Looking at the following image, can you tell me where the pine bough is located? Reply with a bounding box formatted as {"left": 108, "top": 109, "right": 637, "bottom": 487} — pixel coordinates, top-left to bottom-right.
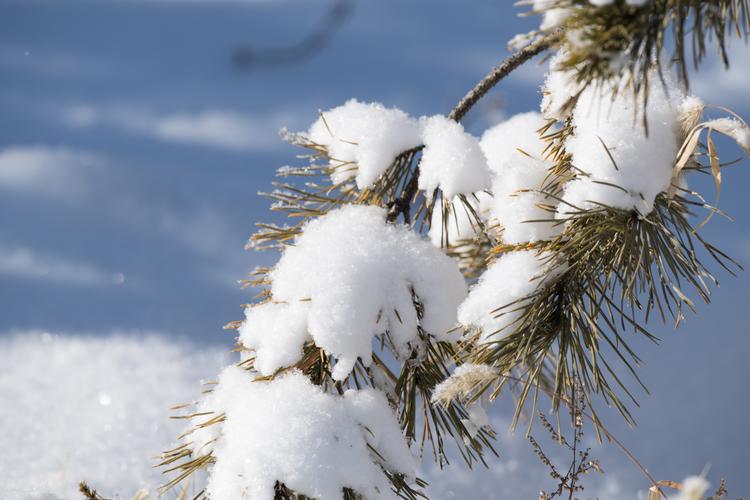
{"left": 156, "top": 2, "right": 750, "bottom": 499}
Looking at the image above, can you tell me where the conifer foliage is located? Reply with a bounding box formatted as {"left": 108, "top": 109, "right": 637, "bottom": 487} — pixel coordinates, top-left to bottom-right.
{"left": 158, "top": 1, "right": 750, "bottom": 498}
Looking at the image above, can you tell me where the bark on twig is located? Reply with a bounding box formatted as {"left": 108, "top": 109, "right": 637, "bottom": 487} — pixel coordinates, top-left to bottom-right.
{"left": 448, "top": 32, "right": 560, "bottom": 122}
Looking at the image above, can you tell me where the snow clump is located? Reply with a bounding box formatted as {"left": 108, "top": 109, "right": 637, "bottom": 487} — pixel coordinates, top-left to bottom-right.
{"left": 458, "top": 250, "right": 561, "bottom": 343}
{"left": 480, "top": 111, "right": 562, "bottom": 244}
{"left": 419, "top": 115, "right": 492, "bottom": 199}
{"left": 307, "top": 99, "right": 422, "bottom": 189}
{"left": 559, "top": 73, "right": 686, "bottom": 215}
{"left": 190, "top": 366, "right": 415, "bottom": 500}
{"left": 240, "top": 205, "right": 468, "bottom": 380}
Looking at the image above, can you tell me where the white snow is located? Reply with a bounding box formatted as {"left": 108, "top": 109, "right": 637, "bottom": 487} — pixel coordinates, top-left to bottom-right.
{"left": 704, "top": 117, "right": 750, "bottom": 151}
{"left": 674, "top": 476, "right": 710, "bottom": 500}
{"left": 188, "top": 366, "right": 415, "bottom": 500}
{"left": 461, "top": 403, "right": 491, "bottom": 439}
{"left": 239, "top": 301, "right": 311, "bottom": 376}
{"left": 541, "top": 50, "right": 583, "bottom": 121}
{"left": 480, "top": 112, "right": 562, "bottom": 244}
{"left": 533, "top": 0, "right": 574, "bottom": 31}
{"left": 418, "top": 115, "right": 492, "bottom": 199}
{"left": 458, "top": 250, "right": 559, "bottom": 343}
{"left": 0, "top": 331, "right": 703, "bottom": 500}
{"left": 559, "top": 74, "right": 685, "bottom": 215}
{"left": 244, "top": 205, "right": 468, "bottom": 380}
{"left": 0, "top": 331, "right": 229, "bottom": 500}
{"left": 307, "top": 99, "right": 422, "bottom": 189}
{"left": 679, "top": 95, "right": 705, "bottom": 127}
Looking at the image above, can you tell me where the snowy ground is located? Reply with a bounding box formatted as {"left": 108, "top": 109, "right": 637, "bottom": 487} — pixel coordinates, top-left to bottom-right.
{"left": 0, "top": 332, "right": 229, "bottom": 500}
{"left": 1, "top": 331, "right": 643, "bottom": 500}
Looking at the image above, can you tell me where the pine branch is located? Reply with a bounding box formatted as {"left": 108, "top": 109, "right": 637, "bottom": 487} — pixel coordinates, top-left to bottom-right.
{"left": 148, "top": 2, "right": 750, "bottom": 498}
{"left": 235, "top": 31, "right": 573, "bottom": 480}
{"left": 537, "top": 0, "right": 750, "bottom": 114}
{"left": 386, "top": 33, "right": 560, "bottom": 223}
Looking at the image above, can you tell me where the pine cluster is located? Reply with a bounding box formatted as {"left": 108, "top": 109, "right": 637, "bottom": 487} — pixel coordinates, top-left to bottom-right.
{"left": 154, "top": 2, "right": 750, "bottom": 499}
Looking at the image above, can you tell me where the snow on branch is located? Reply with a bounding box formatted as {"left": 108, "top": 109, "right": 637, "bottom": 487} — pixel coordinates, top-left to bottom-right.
{"left": 527, "top": 0, "right": 750, "bottom": 114}
{"left": 306, "top": 99, "right": 422, "bottom": 189}
{"left": 418, "top": 115, "right": 491, "bottom": 199}
{"left": 241, "top": 204, "right": 467, "bottom": 380}
{"left": 559, "top": 72, "right": 686, "bottom": 215}
{"left": 480, "top": 111, "right": 562, "bottom": 244}
{"left": 458, "top": 250, "right": 562, "bottom": 343}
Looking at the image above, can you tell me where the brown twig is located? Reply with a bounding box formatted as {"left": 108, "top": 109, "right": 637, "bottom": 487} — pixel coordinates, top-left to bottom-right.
{"left": 497, "top": 372, "right": 666, "bottom": 498}
{"left": 233, "top": 0, "right": 353, "bottom": 68}
{"left": 447, "top": 32, "right": 561, "bottom": 122}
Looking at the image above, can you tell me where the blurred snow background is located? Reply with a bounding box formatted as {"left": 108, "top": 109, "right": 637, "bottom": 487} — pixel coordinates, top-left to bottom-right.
{"left": 0, "top": 332, "right": 229, "bottom": 499}
{"left": 1, "top": 0, "right": 749, "bottom": 498}
{"left": 0, "top": 331, "right": 631, "bottom": 499}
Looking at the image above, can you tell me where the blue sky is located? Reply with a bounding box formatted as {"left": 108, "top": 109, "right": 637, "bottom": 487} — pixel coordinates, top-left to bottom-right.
{"left": 1, "top": 0, "right": 749, "bottom": 498}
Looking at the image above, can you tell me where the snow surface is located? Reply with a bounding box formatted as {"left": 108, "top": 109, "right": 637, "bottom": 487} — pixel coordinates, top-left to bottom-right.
{"left": 242, "top": 205, "right": 468, "bottom": 380}
{"left": 418, "top": 115, "right": 492, "bottom": 199}
{"left": 307, "top": 99, "right": 422, "bottom": 189}
{"left": 559, "top": 74, "right": 685, "bottom": 215}
{"left": 458, "top": 251, "right": 560, "bottom": 343}
{"left": 0, "top": 331, "right": 229, "bottom": 500}
{"left": 480, "top": 112, "right": 562, "bottom": 244}
{"left": 0, "top": 331, "right": 708, "bottom": 500}
{"left": 189, "top": 366, "right": 415, "bottom": 500}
